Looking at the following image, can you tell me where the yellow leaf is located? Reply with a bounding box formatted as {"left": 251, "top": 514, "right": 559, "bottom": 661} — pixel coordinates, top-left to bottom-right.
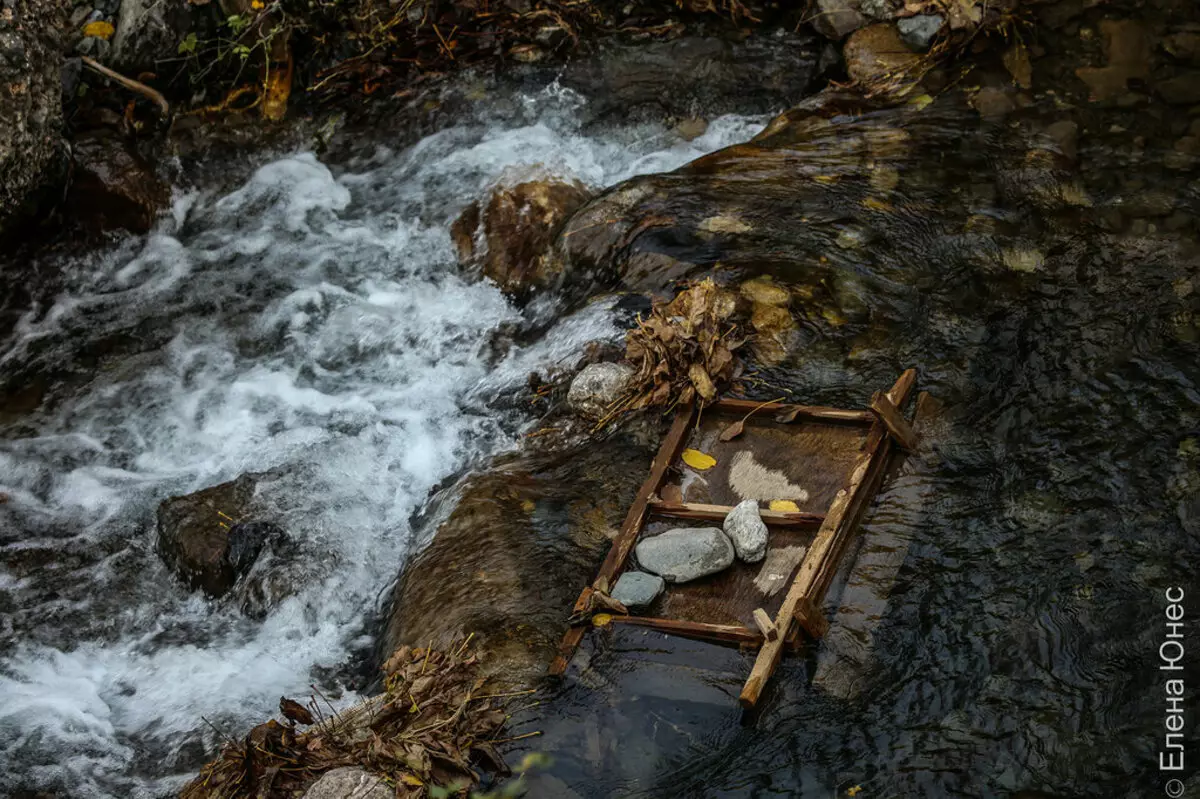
{"left": 907, "top": 93, "right": 934, "bottom": 110}
{"left": 592, "top": 613, "right": 613, "bottom": 627}
{"left": 769, "top": 500, "right": 800, "bottom": 512}
{"left": 401, "top": 774, "right": 424, "bottom": 787}
{"left": 681, "top": 449, "right": 717, "bottom": 471}
{"left": 846, "top": 786, "right": 863, "bottom": 797}
{"left": 251, "top": 0, "right": 263, "bottom": 7}
{"left": 82, "top": 20, "right": 115, "bottom": 40}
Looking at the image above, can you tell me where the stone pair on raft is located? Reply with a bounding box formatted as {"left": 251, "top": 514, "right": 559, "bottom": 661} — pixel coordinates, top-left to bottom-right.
{"left": 611, "top": 499, "right": 769, "bottom": 609}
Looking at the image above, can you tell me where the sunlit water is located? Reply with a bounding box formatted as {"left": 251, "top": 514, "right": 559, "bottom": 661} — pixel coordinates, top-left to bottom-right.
{"left": 0, "top": 85, "right": 768, "bottom": 797}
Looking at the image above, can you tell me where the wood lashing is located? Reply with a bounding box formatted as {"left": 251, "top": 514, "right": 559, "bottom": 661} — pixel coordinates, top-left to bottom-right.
{"left": 870, "top": 390, "right": 919, "bottom": 451}
{"left": 738, "top": 369, "right": 917, "bottom": 708}
{"left": 548, "top": 407, "right": 695, "bottom": 676}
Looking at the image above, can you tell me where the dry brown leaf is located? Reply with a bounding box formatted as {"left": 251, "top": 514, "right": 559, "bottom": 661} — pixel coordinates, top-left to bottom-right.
{"left": 661, "top": 483, "right": 683, "bottom": 504}
{"left": 688, "top": 362, "right": 717, "bottom": 402}
{"left": 719, "top": 420, "right": 745, "bottom": 442}
{"left": 1002, "top": 43, "right": 1032, "bottom": 89}
{"left": 774, "top": 406, "right": 802, "bottom": 424}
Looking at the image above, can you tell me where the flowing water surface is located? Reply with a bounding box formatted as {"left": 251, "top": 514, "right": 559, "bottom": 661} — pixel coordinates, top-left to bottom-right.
{"left": 0, "top": 85, "right": 767, "bottom": 798}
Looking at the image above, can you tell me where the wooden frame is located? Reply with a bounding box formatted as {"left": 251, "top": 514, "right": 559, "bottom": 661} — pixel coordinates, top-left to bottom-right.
{"left": 549, "top": 369, "right": 919, "bottom": 710}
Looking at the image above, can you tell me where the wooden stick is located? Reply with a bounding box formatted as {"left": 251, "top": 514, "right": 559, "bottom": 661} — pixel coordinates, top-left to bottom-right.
{"left": 610, "top": 615, "right": 763, "bottom": 647}
{"left": 738, "top": 369, "right": 916, "bottom": 708}
{"left": 752, "top": 608, "right": 778, "bottom": 641}
{"left": 793, "top": 596, "right": 829, "bottom": 640}
{"left": 712, "top": 399, "right": 873, "bottom": 424}
{"left": 548, "top": 406, "right": 696, "bottom": 676}
{"left": 80, "top": 56, "right": 170, "bottom": 117}
{"left": 870, "top": 390, "right": 919, "bottom": 450}
{"left": 648, "top": 500, "right": 824, "bottom": 527}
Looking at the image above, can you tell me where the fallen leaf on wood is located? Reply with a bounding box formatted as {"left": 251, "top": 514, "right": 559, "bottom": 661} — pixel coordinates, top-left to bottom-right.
{"left": 592, "top": 613, "right": 614, "bottom": 627}
{"left": 682, "top": 449, "right": 717, "bottom": 470}
{"left": 774, "top": 406, "right": 802, "bottom": 424}
{"left": 719, "top": 420, "right": 745, "bottom": 442}
{"left": 769, "top": 500, "right": 801, "bottom": 512}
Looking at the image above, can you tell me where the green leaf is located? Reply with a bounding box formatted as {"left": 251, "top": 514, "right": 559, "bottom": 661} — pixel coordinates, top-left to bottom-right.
{"left": 177, "top": 32, "right": 198, "bottom": 55}
{"left": 226, "top": 13, "right": 248, "bottom": 33}
{"left": 232, "top": 43, "right": 252, "bottom": 58}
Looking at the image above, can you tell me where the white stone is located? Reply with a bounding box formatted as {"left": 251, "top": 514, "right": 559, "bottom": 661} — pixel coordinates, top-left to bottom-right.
{"left": 635, "top": 527, "right": 734, "bottom": 583}
{"left": 723, "top": 499, "right": 768, "bottom": 563}
{"left": 303, "top": 767, "right": 392, "bottom": 799}
{"left": 567, "top": 362, "right": 634, "bottom": 420}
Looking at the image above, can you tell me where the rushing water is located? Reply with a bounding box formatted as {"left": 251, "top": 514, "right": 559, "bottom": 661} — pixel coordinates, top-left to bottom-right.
{"left": 0, "top": 83, "right": 767, "bottom": 797}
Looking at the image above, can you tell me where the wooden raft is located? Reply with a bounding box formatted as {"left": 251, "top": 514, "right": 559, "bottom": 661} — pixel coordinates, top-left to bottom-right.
{"left": 548, "top": 369, "right": 919, "bottom": 709}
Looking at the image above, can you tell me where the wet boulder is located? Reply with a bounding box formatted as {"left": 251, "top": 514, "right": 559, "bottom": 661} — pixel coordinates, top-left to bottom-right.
{"left": 66, "top": 131, "right": 170, "bottom": 234}
{"left": 156, "top": 473, "right": 287, "bottom": 597}
{"left": 0, "top": 0, "right": 69, "bottom": 237}
{"left": 453, "top": 178, "right": 592, "bottom": 300}
{"left": 843, "top": 24, "right": 919, "bottom": 84}
{"left": 381, "top": 420, "right": 658, "bottom": 686}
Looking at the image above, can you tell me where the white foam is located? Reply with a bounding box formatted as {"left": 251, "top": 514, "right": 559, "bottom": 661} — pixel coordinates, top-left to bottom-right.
{"left": 0, "top": 87, "right": 767, "bottom": 797}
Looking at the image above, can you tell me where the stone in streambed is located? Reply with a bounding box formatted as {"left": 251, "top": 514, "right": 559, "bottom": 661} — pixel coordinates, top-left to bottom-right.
{"left": 724, "top": 500, "right": 768, "bottom": 563}
{"left": 567, "top": 362, "right": 634, "bottom": 421}
{"left": 611, "top": 570, "right": 664, "bottom": 609}
{"left": 896, "top": 14, "right": 944, "bottom": 52}
{"left": 302, "top": 767, "right": 391, "bottom": 799}
{"left": 635, "top": 527, "right": 734, "bottom": 583}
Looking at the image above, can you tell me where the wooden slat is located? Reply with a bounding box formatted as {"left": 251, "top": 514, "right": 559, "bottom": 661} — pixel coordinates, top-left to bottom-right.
{"left": 752, "top": 608, "right": 778, "bottom": 641}
{"left": 870, "top": 390, "right": 919, "bottom": 450}
{"left": 738, "top": 369, "right": 916, "bottom": 708}
{"left": 548, "top": 406, "right": 696, "bottom": 676}
{"left": 609, "top": 615, "right": 763, "bottom": 647}
{"left": 712, "top": 399, "right": 873, "bottom": 424}
{"left": 648, "top": 500, "right": 824, "bottom": 528}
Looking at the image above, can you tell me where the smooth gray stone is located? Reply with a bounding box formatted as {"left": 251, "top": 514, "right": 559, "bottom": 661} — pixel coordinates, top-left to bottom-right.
{"left": 611, "top": 570, "right": 665, "bottom": 609}
{"left": 635, "top": 527, "right": 734, "bottom": 583}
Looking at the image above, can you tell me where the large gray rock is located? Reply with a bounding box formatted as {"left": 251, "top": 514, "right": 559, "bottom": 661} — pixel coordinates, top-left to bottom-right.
{"left": 611, "top": 570, "right": 664, "bottom": 609}
{"left": 723, "top": 500, "right": 768, "bottom": 563}
{"left": 302, "top": 767, "right": 391, "bottom": 799}
{"left": 812, "top": 0, "right": 867, "bottom": 40}
{"left": 635, "top": 527, "right": 734, "bottom": 583}
{"left": 567, "top": 362, "right": 634, "bottom": 420}
{"left": 0, "top": 0, "right": 68, "bottom": 236}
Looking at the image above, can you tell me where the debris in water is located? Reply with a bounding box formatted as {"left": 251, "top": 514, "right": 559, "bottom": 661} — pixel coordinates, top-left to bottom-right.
{"left": 682, "top": 449, "right": 718, "bottom": 471}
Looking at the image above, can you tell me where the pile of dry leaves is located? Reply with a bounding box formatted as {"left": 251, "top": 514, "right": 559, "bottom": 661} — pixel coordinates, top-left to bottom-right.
{"left": 616, "top": 279, "right": 744, "bottom": 419}
{"left": 182, "top": 639, "right": 520, "bottom": 798}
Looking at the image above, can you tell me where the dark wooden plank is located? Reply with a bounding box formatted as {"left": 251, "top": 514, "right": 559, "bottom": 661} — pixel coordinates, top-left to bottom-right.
{"left": 713, "top": 399, "right": 873, "bottom": 424}
{"left": 738, "top": 369, "right": 916, "bottom": 708}
{"left": 793, "top": 596, "right": 829, "bottom": 640}
{"left": 609, "top": 615, "right": 763, "bottom": 647}
{"left": 649, "top": 500, "right": 824, "bottom": 528}
{"left": 548, "top": 406, "right": 696, "bottom": 676}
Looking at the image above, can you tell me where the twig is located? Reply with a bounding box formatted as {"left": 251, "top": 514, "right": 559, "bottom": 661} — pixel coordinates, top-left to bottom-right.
{"left": 80, "top": 56, "right": 170, "bottom": 118}
{"left": 488, "top": 730, "right": 543, "bottom": 744}
{"left": 200, "top": 715, "right": 239, "bottom": 746}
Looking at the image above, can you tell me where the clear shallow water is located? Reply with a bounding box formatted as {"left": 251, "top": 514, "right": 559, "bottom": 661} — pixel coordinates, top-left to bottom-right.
{"left": 0, "top": 84, "right": 768, "bottom": 797}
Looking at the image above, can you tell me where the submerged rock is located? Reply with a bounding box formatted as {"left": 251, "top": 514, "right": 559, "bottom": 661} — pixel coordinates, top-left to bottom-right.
{"left": 844, "top": 24, "right": 919, "bottom": 84}
{"left": 302, "top": 767, "right": 391, "bottom": 799}
{"left": 156, "top": 474, "right": 287, "bottom": 597}
{"left": 611, "top": 570, "right": 664, "bottom": 609}
{"left": 454, "top": 178, "right": 591, "bottom": 300}
{"left": 381, "top": 422, "right": 657, "bottom": 685}
{"left": 812, "top": 0, "right": 867, "bottom": 41}
{"left": 567, "top": 362, "right": 634, "bottom": 420}
{"left": 723, "top": 500, "right": 768, "bottom": 563}
{"left": 635, "top": 527, "right": 734, "bottom": 583}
